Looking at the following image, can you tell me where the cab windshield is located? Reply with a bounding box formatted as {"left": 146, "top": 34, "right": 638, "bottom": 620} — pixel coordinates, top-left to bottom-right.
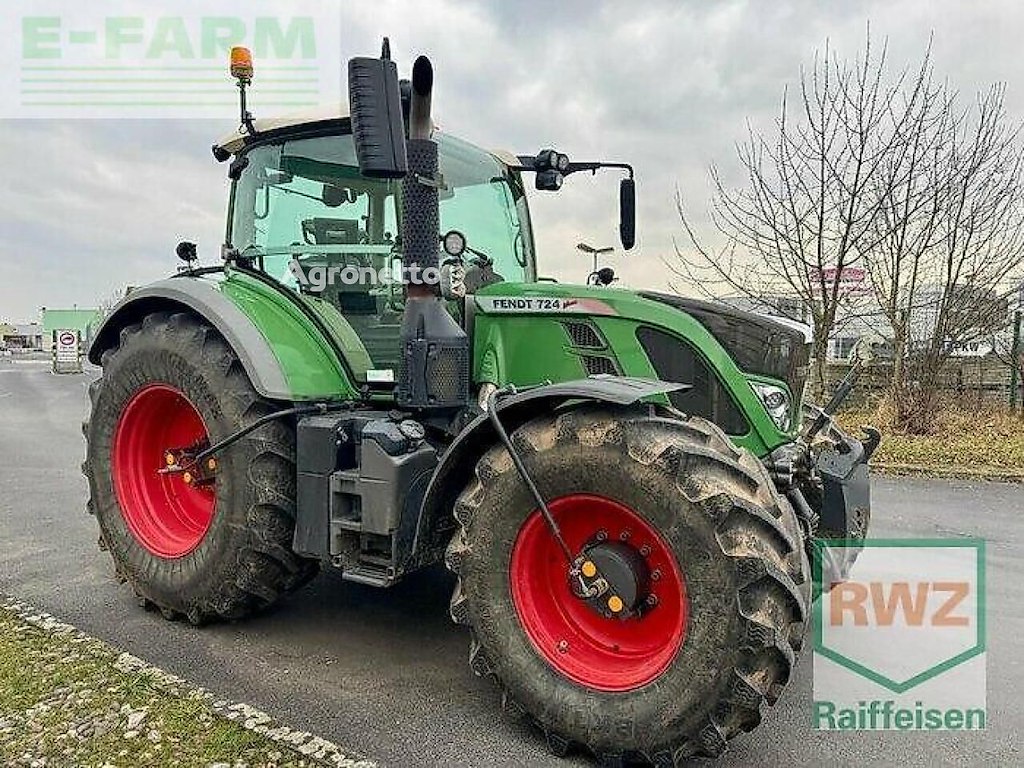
{"left": 226, "top": 130, "right": 534, "bottom": 381}
{"left": 228, "top": 131, "right": 535, "bottom": 287}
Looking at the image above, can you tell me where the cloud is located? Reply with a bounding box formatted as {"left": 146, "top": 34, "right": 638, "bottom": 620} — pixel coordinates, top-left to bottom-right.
{"left": 1, "top": 0, "right": 1022, "bottom": 321}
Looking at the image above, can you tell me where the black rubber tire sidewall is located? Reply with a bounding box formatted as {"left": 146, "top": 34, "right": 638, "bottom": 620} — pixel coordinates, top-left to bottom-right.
{"left": 87, "top": 318, "right": 294, "bottom": 616}
{"left": 463, "top": 439, "right": 754, "bottom": 755}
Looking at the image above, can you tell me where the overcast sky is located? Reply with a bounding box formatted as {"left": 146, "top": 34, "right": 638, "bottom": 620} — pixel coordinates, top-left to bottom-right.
{"left": 1, "top": 0, "right": 1022, "bottom": 322}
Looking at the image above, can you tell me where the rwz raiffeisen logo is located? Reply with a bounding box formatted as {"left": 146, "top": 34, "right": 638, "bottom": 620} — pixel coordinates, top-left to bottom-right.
{"left": 0, "top": 1, "right": 341, "bottom": 118}
{"left": 814, "top": 539, "right": 986, "bottom": 731}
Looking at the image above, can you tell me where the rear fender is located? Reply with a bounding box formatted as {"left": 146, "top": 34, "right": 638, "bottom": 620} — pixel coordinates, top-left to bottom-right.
{"left": 89, "top": 274, "right": 357, "bottom": 402}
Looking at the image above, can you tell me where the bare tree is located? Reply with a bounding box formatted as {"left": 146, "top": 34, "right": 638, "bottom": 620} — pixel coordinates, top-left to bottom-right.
{"left": 863, "top": 85, "right": 1024, "bottom": 432}
{"left": 857, "top": 75, "right": 954, "bottom": 416}
{"left": 674, "top": 32, "right": 932, "bottom": 400}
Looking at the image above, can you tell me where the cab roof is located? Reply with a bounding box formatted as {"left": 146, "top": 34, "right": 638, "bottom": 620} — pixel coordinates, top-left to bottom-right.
{"left": 214, "top": 105, "right": 520, "bottom": 168}
{"left": 215, "top": 105, "right": 349, "bottom": 154}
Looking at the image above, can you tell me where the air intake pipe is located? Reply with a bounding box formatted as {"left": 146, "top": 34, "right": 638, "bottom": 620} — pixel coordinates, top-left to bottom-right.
{"left": 396, "top": 56, "right": 469, "bottom": 409}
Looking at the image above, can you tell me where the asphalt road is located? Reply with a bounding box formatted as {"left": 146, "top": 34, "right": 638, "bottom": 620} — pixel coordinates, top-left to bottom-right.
{"left": 0, "top": 357, "right": 1020, "bottom": 767}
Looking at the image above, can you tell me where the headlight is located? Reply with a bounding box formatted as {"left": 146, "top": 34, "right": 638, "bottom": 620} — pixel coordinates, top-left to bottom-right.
{"left": 750, "top": 382, "right": 791, "bottom": 430}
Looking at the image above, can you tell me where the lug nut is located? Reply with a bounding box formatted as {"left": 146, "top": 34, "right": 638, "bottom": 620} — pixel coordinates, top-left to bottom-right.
{"left": 646, "top": 594, "right": 659, "bottom": 607}
{"left": 165, "top": 452, "right": 175, "bottom": 466}
{"left": 206, "top": 457, "right": 217, "bottom": 471}
{"left": 639, "top": 544, "right": 652, "bottom": 557}
{"left": 581, "top": 560, "right": 597, "bottom": 578}
{"left": 619, "top": 529, "right": 632, "bottom": 541}
{"left": 651, "top": 569, "right": 662, "bottom": 581}
{"left": 596, "top": 529, "right": 608, "bottom": 541}
{"left": 182, "top": 471, "right": 193, "bottom": 485}
{"left": 607, "top": 595, "right": 624, "bottom": 613}
{"left": 557, "top": 640, "right": 569, "bottom": 654}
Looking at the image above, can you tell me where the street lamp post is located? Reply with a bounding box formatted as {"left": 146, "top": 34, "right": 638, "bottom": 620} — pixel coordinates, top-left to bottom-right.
{"left": 576, "top": 242, "right": 614, "bottom": 279}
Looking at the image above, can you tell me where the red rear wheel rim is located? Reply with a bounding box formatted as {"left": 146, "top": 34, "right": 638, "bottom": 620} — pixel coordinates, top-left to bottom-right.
{"left": 112, "top": 383, "right": 216, "bottom": 558}
{"left": 510, "top": 494, "right": 688, "bottom": 692}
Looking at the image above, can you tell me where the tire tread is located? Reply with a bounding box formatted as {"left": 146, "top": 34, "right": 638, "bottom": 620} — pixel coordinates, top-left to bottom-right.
{"left": 444, "top": 404, "right": 810, "bottom": 765}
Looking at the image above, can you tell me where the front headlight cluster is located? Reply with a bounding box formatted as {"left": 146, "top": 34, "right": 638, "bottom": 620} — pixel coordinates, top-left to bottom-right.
{"left": 750, "top": 382, "right": 791, "bottom": 430}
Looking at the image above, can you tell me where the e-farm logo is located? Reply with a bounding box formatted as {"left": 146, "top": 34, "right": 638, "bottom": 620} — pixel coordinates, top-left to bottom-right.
{"left": 0, "top": 2, "right": 342, "bottom": 118}
{"left": 813, "top": 539, "right": 986, "bottom": 731}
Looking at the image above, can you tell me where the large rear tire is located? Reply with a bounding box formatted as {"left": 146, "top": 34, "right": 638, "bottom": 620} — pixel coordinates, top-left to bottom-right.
{"left": 445, "top": 405, "right": 809, "bottom": 764}
{"left": 83, "top": 311, "right": 317, "bottom": 624}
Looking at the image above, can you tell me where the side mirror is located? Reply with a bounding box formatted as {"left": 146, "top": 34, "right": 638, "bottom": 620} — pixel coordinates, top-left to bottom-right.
{"left": 619, "top": 178, "right": 636, "bottom": 250}
{"left": 348, "top": 40, "right": 407, "bottom": 179}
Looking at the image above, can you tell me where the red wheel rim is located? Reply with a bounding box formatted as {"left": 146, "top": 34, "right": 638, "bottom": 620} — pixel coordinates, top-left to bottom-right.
{"left": 112, "top": 384, "right": 216, "bottom": 558}
{"left": 510, "top": 494, "right": 688, "bottom": 692}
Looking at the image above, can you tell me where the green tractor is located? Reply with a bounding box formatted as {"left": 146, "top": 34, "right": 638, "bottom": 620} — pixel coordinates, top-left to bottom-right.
{"left": 82, "top": 42, "right": 876, "bottom": 764}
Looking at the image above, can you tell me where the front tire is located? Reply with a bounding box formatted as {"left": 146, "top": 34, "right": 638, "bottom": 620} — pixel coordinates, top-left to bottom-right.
{"left": 83, "top": 311, "right": 316, "bottom": 624}
{"left": 445, "top": 405, "right": 809, "bottom": 764}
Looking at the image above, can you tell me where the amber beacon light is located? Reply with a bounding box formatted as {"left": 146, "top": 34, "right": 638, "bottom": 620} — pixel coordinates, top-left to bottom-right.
{"left": 230, "top": 46, "right": 254, "bottom": 83}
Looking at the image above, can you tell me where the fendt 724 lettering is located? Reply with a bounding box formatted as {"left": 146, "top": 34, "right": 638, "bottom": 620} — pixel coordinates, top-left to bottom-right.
{"left": 82, "top": 41, "right": 877, "bottom": 765}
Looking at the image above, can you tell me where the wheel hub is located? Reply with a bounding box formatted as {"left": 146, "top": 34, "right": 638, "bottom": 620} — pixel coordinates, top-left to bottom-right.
{"left": 160, "top": 440, "right": 217, "bottom": 488}
{"left": 510, "top": 494, "right": 688, "bottom": 692}
{"left": 570, "top": 541, "right": 651, "bottom": 618}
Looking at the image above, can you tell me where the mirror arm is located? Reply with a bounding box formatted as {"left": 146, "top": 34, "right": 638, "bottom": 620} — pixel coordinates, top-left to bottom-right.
{"left": 511, "top": 158, "right": 634, "bottom": 180}
{"left": 565, "top": 161, "right": 633, "bottom": 179}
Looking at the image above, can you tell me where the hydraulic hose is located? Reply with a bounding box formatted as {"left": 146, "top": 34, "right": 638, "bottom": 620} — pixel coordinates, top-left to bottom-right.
{"left": 193, "top": 402, "right": 339, "bottom": 465}
{"left": 485, "top": 387, "right": 574, "bottom": 564}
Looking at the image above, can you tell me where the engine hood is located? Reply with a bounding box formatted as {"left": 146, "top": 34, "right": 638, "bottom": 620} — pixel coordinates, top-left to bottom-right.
{"left": 638, "top": 291, "right": 810, "bottom": 390}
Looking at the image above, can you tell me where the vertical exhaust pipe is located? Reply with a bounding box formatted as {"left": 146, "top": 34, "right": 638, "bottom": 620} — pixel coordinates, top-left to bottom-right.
{"left": 402, "top": 57, "right": 439, "bottom": 299}
{"left": 348, "top": 43, "right": 469, "bottom": 410}
{"left": 396, "top": 55, "right": 469, "bottom": 409}
{"left": 407, "top": 56, "right": 432, "bottom": 140}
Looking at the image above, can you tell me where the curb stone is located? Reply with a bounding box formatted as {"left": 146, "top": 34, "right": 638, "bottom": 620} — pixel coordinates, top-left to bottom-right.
{"left": 1, "top": 596, "right": 377, "bottom": 768}
{"left": 872, "top": 462, "right": 1024, "bottom": 483}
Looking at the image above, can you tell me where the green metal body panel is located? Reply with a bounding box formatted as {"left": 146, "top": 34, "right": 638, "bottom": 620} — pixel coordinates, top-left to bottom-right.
{"left": 213, "top": 269, "right": 360, "bottom": 401}
{"left": 206, "top": 124, "right": 793, "bottom": 458}
{"left": 175, "top": 272, "right": 788, "bottom": 456}
{"left": 471, "top": 282, "right": 793, "bottom": 456}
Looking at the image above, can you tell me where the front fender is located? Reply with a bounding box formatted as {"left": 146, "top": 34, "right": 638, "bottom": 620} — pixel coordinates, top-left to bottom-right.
{"left": 411, "top": 376, "right": 684, "bottom": 561}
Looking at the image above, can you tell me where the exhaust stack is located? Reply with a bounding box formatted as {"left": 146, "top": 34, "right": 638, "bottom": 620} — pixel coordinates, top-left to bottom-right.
{"left": 347, "top": 42, "right": 468, "bottom": 411}
{"left": 397, "top": 55, "right": 470, "bottom": 409}
{"left": 402, "top": 57, "right": 440, "bottom": 298}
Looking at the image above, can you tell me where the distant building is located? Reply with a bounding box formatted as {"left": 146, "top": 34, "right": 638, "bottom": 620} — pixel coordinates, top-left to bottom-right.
{"left": 41, "top": 307, "right": 102, "bottom": 349}
{"left": 0, "top": 322, "right": 44, "bottom": 351}
{"left": 718, "top": 285, "right": 1005, "bottom": 361}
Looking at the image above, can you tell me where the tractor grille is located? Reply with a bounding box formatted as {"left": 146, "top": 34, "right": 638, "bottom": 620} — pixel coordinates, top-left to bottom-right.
{"left": 582, "top": 354, "right": 619, "bottom": 376}
{"left": 562, "top": 320, "right": 606, "bottom": 349}
{"left": 637, "top": 326, "right": 750, "bottom": 435}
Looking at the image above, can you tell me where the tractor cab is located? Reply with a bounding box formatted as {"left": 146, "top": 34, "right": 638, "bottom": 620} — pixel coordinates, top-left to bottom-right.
{"left": 218, "top": 113, "right": 535, "bottom": 383}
